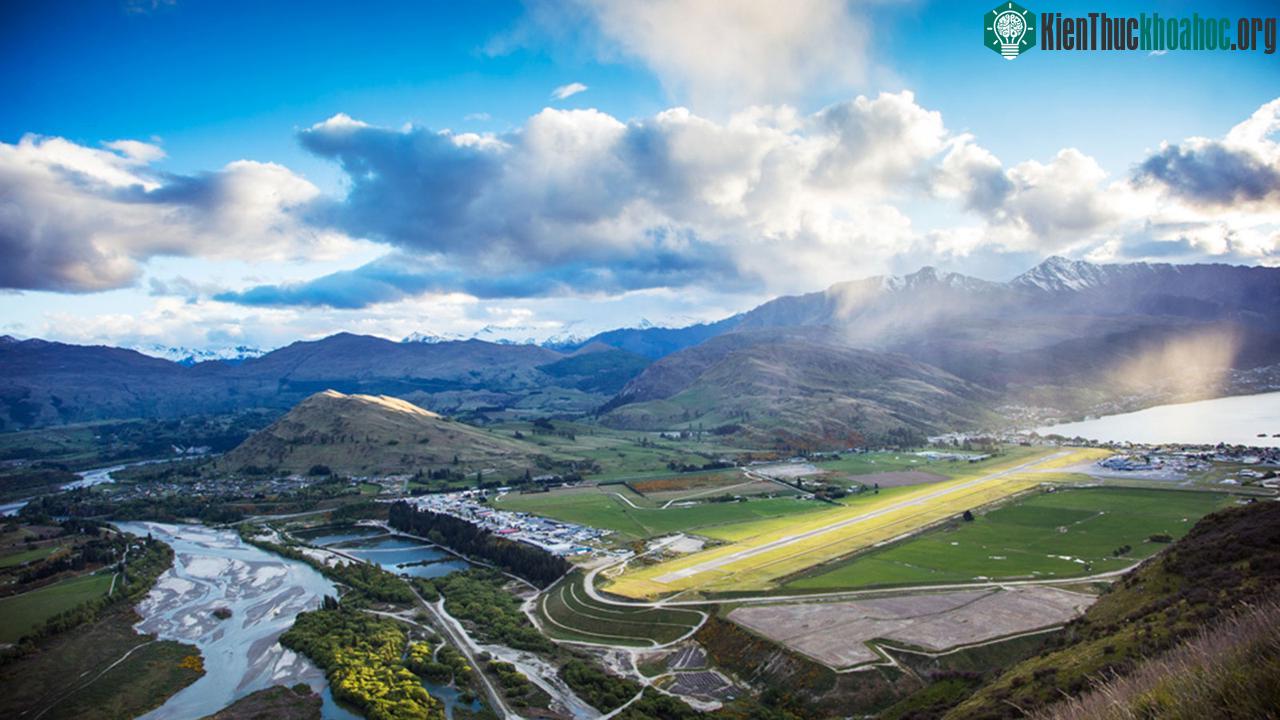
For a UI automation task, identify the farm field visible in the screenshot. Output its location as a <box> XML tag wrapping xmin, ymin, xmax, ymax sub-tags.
<box><xmin>605</xmin><ymin>448</ymin><xmax>1108</xmax><ymax>598</ymax></box>
<box><xmin>786</xmin><ymin>487</ymin><xmax>1233</xmax><ymax>591</ymax></box>
<box><xmin>813</xmin><ymin>446</ymin><xmax>1041</xmax><ymax>482</ymax></box>
<box><xmin>0</xmin><ymin>543</ymin><xmax>62</xmax><ymax>568</ymax></box>
<box><xmin>632</xmin><ymin>470</ymin><xmax>798</xmax><ymax>503</ymax></box>
<box><xmin>493</xmin><ymin>484</ymin><xmax>829</xmax><ymax>541</ymax></box>
<box><xmin>537</xmin><ymin>572</ymin><xmax>704</xmax><ymax>647</ymax></box>
<box><xmin>0</xmin><ymin>572</ymin><xmax>114</xmax><ymax>642</ymax></box>
<box><xmin>489</xmin><ymin>420</ymin><xmax>760</xmax><ymax>481</ymax></box>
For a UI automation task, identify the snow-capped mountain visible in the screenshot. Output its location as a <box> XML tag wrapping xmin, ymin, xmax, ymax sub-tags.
<box><xmin>131</xmin><ymin>344</ymin><xmax>266</xmax><ymax>366</ymax></box>
<box><xmin>882</xmin><ymin>266</ymin><xmax>1001</xmax><ymax>294</ymax></box>
<box><xmin>401</xmin><ymin>331</ymin><xmax>465</xmax><ymax>344</ymax></box>
<box><xmin>403</xmin><ymin>326</ymin><xmax>591</xmax><ymax>349</ymax></box>
<box><xmin>1011</xmin><ymin>256</ymin><xmax>1162</xmax><ymax>293</ymax></box>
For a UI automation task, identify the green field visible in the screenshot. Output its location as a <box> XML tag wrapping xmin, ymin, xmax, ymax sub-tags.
<box><xmin>490</xmin><ymin>420</ymin><xmax>758</xmax><ymax>482</ymax></box>
<box><xmin>0</xmin><ymin>544</ymin><xmax>62</xmax><ymax>568</ymax></box>
<box><xmin>786</xmin><ymin>487</ymin><xmax>1233</xmax><ymax>591</ymax></box>
<box><xmin>0</xmin><ymin>606</ymin><xmax>202</xmax><ymax>720</ymax></box>
<box><xmin>537</xmin><ymin>572</ymin><xmax>704</xmax><ymax>646</ymax></box>
<box><xmin>494</xmin><ymin>485</ymin><xmax>829</xmax><ymax>541</ymax></box>
<box><xmin>813</xmin><ymin>446</ymin><xmax>1042</xmax><ymax>483</ymax></box>
<box><xmin>0</xmin><ymin>572</ymin><xmax>114</xmax><ymax>642</ymax></box>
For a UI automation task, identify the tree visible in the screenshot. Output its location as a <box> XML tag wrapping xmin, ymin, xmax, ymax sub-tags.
<box><xmin>963</xmin><ymin>509</ymin><xmax>975</xmax><ymax>522</ymax></box>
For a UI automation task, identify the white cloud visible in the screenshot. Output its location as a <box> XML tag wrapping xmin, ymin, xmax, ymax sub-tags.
<box><xmin>551</xmin><ymin>82</ymin><xmax>589</xmax><ymax>100</ymax></box>
<box><xmin>0</xmin><ymin>133</ymin><xmax>356</xmax><ymax>292</ymax></box>
<box><xmin>560</xmin><ymin>0</ymin><xmax>870</xmax><ymax>112</ymax></box>
<box><xmin>5</xmin><ymin>93</ymin><xmax>1278</xmax><ymax>314</ymax></box>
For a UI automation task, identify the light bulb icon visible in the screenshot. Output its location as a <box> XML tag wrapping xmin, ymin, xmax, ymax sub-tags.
<box><xmin>993</xmin><ymin>9</ymin><xmax>1028</xmax><ymax>59</ymax></box>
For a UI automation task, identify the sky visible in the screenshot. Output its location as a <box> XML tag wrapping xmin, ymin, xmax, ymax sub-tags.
<box><xmin>1</xmin><ymin>0</ymin><xmax>1277</xmax><ymax>351</ymax></box>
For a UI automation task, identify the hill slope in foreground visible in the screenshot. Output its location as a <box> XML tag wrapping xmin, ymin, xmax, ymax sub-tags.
<box><xmin>944</xmin><ymin>498</ymin><xmax>1280</xmax><ymax>720</ymax></box>
<box><xmin>220</xmin><ymin>390</ymin><xmax>553</xmax><ymax>477</ymax></box>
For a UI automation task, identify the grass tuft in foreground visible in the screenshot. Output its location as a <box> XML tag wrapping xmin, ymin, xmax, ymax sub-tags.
<box><xmin>1034</xmin><ymin>600</ymin><xmax>1280</xmax><ymax>720</ymax></box>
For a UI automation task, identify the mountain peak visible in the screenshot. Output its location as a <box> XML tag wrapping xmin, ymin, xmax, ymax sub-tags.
<box><xmin>881</xmin><ymin>266</ymin><xmax>994</xmax><ymax>293</ymax></box>
<box><xmin>1012</xmin><ymin>256</ymin><xmax>1109</xmax><ymax>292</ymax></box>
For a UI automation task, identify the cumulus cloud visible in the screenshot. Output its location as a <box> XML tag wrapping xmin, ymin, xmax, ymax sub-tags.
<box><xmin>0</xmin><ymin>134</ymin><xmax>350</xmax><ymax>292</ymax></box>
<box><xmin>503</xmin><ymin>0</ymin><xmax>870</xmax><ymax>112</ymax></box>
<box><xmin>214</xmin><ymin>94</ymin><xmax>1280</xmax><ymax>309</ymax></box>
<box><xmin>224</xmin><ymin>92</ymin><xmax>970</xmax><ymax>308</ymax></box>
<box><xmin>6</xmin><ymin>92</ymin><xmax>1277</xmax><ymax>310</ymax></box>
<box><xmin>551</xmin><ymin>82</ymin><xmax>589</xmax><ymax>100</ymax></box>
<box><xmin>1134</xmin><ymin>98</ymin><xmax>1280</xmax><ymax>207</ymax></box>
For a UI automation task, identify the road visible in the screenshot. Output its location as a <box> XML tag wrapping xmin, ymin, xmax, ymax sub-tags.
<box><xmin>381</xmin><ymin>583</ymin><xmax>521</xmax><ymax>720</ymax></box>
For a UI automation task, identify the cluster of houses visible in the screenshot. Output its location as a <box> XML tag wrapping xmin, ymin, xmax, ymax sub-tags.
<box><xmin>407</xmin><ymin>490</ymin><xmax>608</xmax><ymax>556</ymax></box>
<box><xmin>1097</xmin><ymin>453</ymin><xmax>1210</xmax><ymax>473</ymax></box>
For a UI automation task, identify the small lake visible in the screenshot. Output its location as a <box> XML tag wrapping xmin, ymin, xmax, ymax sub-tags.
<box><xmin>1037</xmin><ymin>391</ymin><xmax>1280</xmax><ymax>447</ymax></box>
<box><xmin>331</xmin><ymin>535</ymin><xmax>472</xmax><ymax>579</ymax></box>
<box><xmin>300</xmin><ymin>525</ymin><xmax>474</xmax><ymax>579</ymax></box>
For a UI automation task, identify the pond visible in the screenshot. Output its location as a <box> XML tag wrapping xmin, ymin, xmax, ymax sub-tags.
<box><xmin>1037</xmin><ymin>391</ymin><xmax>1280</xmax><ymax>447</ymax></box>
<box><xmin>330</xmin><ymin>535</ymin><xmax>472</xmax><ymax>579</ymax></box>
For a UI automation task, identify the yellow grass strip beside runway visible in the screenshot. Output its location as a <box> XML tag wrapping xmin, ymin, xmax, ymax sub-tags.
<box><xmin>606</xmin><ymin>448</ymin><xmax>1106</xmax><ymax>598</ymax></box>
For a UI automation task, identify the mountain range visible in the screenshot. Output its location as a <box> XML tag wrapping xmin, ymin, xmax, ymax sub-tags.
<box><xmin>3</xmin><ymin>257</ymin><xmax>1278</xmax><ymax>445</ymax></box>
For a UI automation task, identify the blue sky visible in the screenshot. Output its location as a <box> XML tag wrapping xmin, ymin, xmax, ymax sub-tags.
<box><xmin>1</xmin><ymin>0</ymin><xmax>1277</xmax><ymax>350</ymax></box>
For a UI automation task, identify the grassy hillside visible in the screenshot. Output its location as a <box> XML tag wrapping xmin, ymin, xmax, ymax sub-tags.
<box><xmin>220</xmin><ymin>390</ymin><xmax>563</xmax><ymax>478</ymax></box>
<box><xmin>944</xmin><ymin>498</ymin><xmax>1280</xmax><ymax>719</ymax></box>
<box><xmin>1036</xmin><ymin>600</ymin><xmax>1280</xmax><ymax>720</ymax></box>
<box><xmin>603</xmin><ymin>335</ymin><xmax>995</xmax><ymax>449</ymax></box>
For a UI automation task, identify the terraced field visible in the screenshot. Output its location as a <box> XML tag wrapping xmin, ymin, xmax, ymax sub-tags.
<box><xmin>537</xmin><ymin>572</ymin><xmax>705</xmax><ymax>647</ymax></box>
<box><xmin>606</xmin><ymin>448</ymin><xmax>1108</xmax><ymax>598</ymax></box>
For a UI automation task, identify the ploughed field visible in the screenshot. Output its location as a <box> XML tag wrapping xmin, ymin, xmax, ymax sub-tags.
<box><xmin>605</xmin><ymin>448</ymin><xmax>1108</xmax><ymax>598</ymax></box>
<box><xmin>786</xmin><ymin>486</ymin><xmax>1233</xmax><ymax>590</ymax></box>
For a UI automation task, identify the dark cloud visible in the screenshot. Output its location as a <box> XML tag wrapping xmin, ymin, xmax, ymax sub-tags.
<box><xmin>298</xmin><ymin>119</ymin><xmax>503</xmax><ymax>254</ymax></box>
<box><xmin>216</xmin><ymin>239</ymin><xmax>748</xmax><ymax>309</ymax></box>
<box><xmin>1134</xmin><ymin>142</ymin><xmax>1280</xmax><ymax>206</ymax></box>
